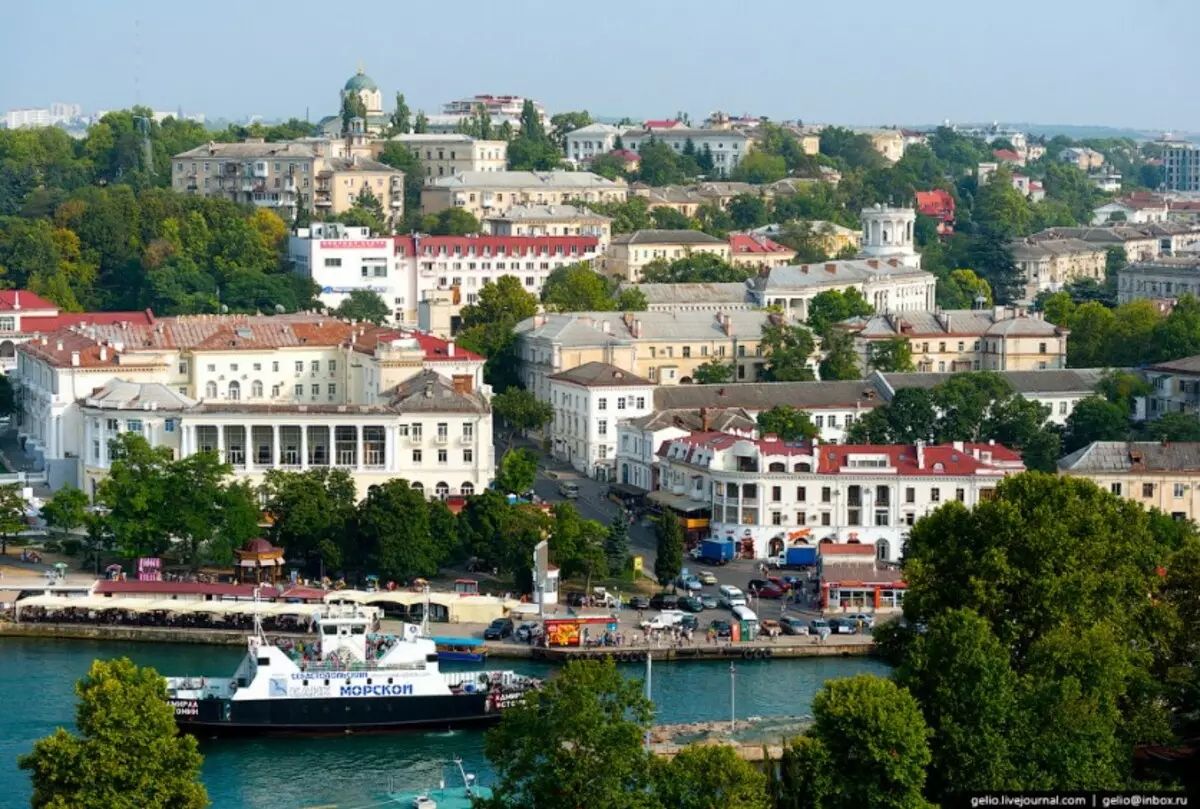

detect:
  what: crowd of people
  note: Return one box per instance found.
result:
[16,605,315,633]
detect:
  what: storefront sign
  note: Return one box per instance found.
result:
[319,240,388,249]
[544,619,581,647]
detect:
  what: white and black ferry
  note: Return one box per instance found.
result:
[165,604,540,736]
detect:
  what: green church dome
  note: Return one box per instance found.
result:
[344,66,377,93]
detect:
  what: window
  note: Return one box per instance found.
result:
[295,361,304,372]
[328,383,337,398]
[272,361,279,372]
[905,487,915,503]
[164,420,175,433]
[207,364,216,372]
[1110,482,1122,496]
[821,512,831,526]
[617,398,626,410]
[412,424,422,441]
[1059,401,1067,415]
[1143,483,1155,497]
[682,346,691,358]
[796,512,806,525]
[1039,342,1047,354]
[772,511,783,526]
[598,397,607,411]
[796,486,806,501]
[815,415,824,428]
[177,360,188,375]
[205,381,217,398]
[956,488,965,502]
[438,449,448,464]
[324,258,342,267]
[821,487,831,503]
[1174,483,1185,498]
[125,419,143,433]
[598,421,608,436]
[230,363,239,373]
[464,448,473,463]
[310,384,319,397]
[293,384,303,398]
[413,449,423,464]
[462,423,474,440]
[251,380,263,398]
[310,361,320,373]
[772,486,782,501]
[931,487,941,503]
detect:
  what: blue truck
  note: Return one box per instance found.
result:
[698,538,736,565]
[784,545,818,567]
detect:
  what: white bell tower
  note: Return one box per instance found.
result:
[860,204,920,269]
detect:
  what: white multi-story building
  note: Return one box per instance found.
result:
[565,124,623,164]
[617,408,757,493]
[549,362,654,480]
[650,433,1024,561]
[15,315,493,499]
[860,204,921,269]
[289,224,401,318]
[620,126,754,176]
[441,95,547,126]
[6,108,52,129]
[385,134,507,178]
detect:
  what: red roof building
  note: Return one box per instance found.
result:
[915,189,956,236]
[992,148,1024,165]
[727,234,797,268]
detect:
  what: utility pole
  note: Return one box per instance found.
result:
[643,651,653,751]
[729,660,736,734]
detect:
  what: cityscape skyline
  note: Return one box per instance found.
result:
[4,0,1199,132]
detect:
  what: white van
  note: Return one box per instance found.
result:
[641,609,686,631]
[732,605,758,624]
[718,585,746,609]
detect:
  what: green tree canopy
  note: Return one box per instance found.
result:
[262,467,357,574]
[868,336,915,372]
[40,484,89,537]
[729,150,788,184]
[422,207,480,236]
[761,318,817,382]
[19,658,208,809]
[457,275,539,390]
[818,327,860,381]
[639,252,750,284]
[540,263,616,312]
[692,358,734,384]
[1062,396,1129,453]
[653,745,771,809]
[492,387,554,447]
[334,289,390,324]
[806,288,874,335]
[653,512,684,587]
[495,448,538,495]
[354,479,442,580]
[756,405,819,442]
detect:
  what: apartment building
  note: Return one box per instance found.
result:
[601,230,732,282]
[548,362,655,479]
[0,290,156,374]
[617,407,757,493]
[483,204,612,251]
[16,315,493,499]
[1143,355,1200,419]
[565,123,623,164]
[727,234,796,270]
[844,308,1068,373]
[289,225,600,325]
[420,171,626,219]
[856,129,906,163]
[514,310,808,407]
[1157,141,1200,192]
[441,95,547,126]
[1117,258,1200,304]
[1058,441,1200,522]
[749,261,936,319]
[750,221,862,256]
[383,134,507,177]
[1030,226,1162,262]
[1009,238,1107,301]
[314,156,404,226]
[620,127,754,176]
[650,433,1023,561]
[627,283,753,313]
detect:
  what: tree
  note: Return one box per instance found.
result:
[761,319,817,382]
[1066,302,1118,367]
[549,502,608,592]
[334,289,390,324]
[614,286,648,311]
[19,658,208,809]
[692,358,734,384]
[540,263,615,312]
[341,92,367,135]
[1039,289,1075,325]
[653,744,771,809]
[492,388,554,447]
[413,110,429,134]
[376,142,424,226]
[806,288,873,335]
[847,388,938,445]
[40,485,88,538]
[605,513,630,575]
[354,479,439,581]
[757,406,819,442]
[262,467,357,574]
[653,512,684,587]
[772,735,833,809]
[422,207,480,236]
[1140,411,1200,442]
[869,337,915,372]
[457,275,539,390]
[98,433,173,558]
[549,111,593,149]
[639,252,750,284]
[650,206,695,230]
[637,140,691,186]
[805,675,932,809]
[729,150,787,184]
[389,92,411,135]
[938,268,993,310]
[0,483,26,556]
[0,374,15,416]
[930,372,1015,442]
[1063,396,1129,452]
[726,194,770,230]
[495,448,538,495]
[819,327,860,381]
[507,100,560,171]
[966,227,1022,304]
[481,658,654,809]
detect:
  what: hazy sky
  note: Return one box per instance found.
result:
[4,0,1198,132]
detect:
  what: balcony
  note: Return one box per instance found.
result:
[435,433,449,445]
[458,434,473,445]
[391,198,402,208]
[407,433,423,445]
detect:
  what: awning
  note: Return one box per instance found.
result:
[647,490,710,514]
[608,482,647,498]
[0,589,23,606]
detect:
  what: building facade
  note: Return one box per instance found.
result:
[619,127,754,176]
[384,134,507,178]
[1117,258,1200,304]
[548,362,654,479]
[727,234,797,270]
[15,315,493,499]
[1009,238,1108,301]
[1142,355,1200,419]
[748,260,936,319]
[1158,141,1200,192]
[1058,441,1200,522]
[652,433,1023,560]
[420,171,626,219]
[565,123,623,164]
[601,230,732,282]
[483,204,612,251]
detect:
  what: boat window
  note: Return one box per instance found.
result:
[322,625,337,635]
[256,657,270,666]
[426,653,439,663]
[351,625,366,635]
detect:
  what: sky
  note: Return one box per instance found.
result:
[3,0,1199,132]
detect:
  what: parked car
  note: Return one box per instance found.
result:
[709,619,733,638]
[767,576,792,592]
[680,614,699,631]
[780,617,809,636]
[649,594,679,610]
[677,575,703,592]
[679,596,704,613]
[747,578,771,593]
[756,584,786,599]
[828,618,857,635]
[809,618,831,634]
[627,595,650,611]
[847,613,875,630]
[515,622,538,642]
[483,618,514,640]
[641,610,687,631]
[697,570,718,585]
[557,481,580,499]
[718,584,746,608]
[700,595,719,610]
[760,619,781,637]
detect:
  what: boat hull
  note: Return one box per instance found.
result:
[173,692,512,736]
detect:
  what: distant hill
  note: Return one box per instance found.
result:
[910,122,1200,144]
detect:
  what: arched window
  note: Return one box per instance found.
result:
[251,380,264,398]
[435,482,450,500]
[205,381,217,399]
[932,462,945,473]
[768,462,786,473]
[876,539,891,562]
[461,482,474,496]
[410,481,424,494]
[793,462,811,473]
[227,380,240,400]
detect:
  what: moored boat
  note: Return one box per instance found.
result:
[164,603,539,735]
[433,636,487,663]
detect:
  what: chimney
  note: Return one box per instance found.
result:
[56,340,63,351]
[601,321,611,333]
[99,346,107,362]
[915,439,925,470]
[631,318,643,338]
[936,312,951,332]
[825,263,837,274]
[12,291,19,310]
[700,407,709,432]
[70,351,80,367]
[866,259,879,269]
[448,341,455,357]
[722,317,732,336]
[952,440,965,452]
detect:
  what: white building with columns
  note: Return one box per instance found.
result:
[15,314,493,499]
[651,432,1023,561]
[549,362,655,480]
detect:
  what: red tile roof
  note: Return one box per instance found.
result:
[993,149,1022,162]
[643,119,682,129]
[915,189,955,220]
[609,149,641,161]
[728,234,795,255]
[373,327,483,362]
[819,543,876,556]
[0,290,57,312]
[395,234,599,258]
[19,310,156,334]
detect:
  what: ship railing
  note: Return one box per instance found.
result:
[298,659,427,673]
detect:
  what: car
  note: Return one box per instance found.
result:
[720,593,747,609]
[709,619,733,638]
[641,610,687,631]
[649,594,679,610]
[780,617,809,636]
[755,584,786,599]
[515,622,538,642]
[566,591,587,607]
[828,618,857,634]
[557,481,580,499]
[767,577,792,592]
[700,595,719,610]
[483,618,514,640]
[627,595,650,610]
[697,570,718,585]
[746,578,772,593]
[760,619,781,636]
[679,596,704,613]
[809,618,830,634]
[680,614,699,631]
[847,613,875,630]
[677,575,702,592]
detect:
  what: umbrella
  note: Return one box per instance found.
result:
[365,574,380,582]
[53,562,68,571]
[105,564,122,573]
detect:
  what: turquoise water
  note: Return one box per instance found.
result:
[0,638,890,808]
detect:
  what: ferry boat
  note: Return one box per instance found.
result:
[164,604,540,736]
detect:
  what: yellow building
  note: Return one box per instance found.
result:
[1058,441,1200,522]
[420,171,626,219]
[600,229,732,283]
[314,156,404,226]
[382,134,507,178]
